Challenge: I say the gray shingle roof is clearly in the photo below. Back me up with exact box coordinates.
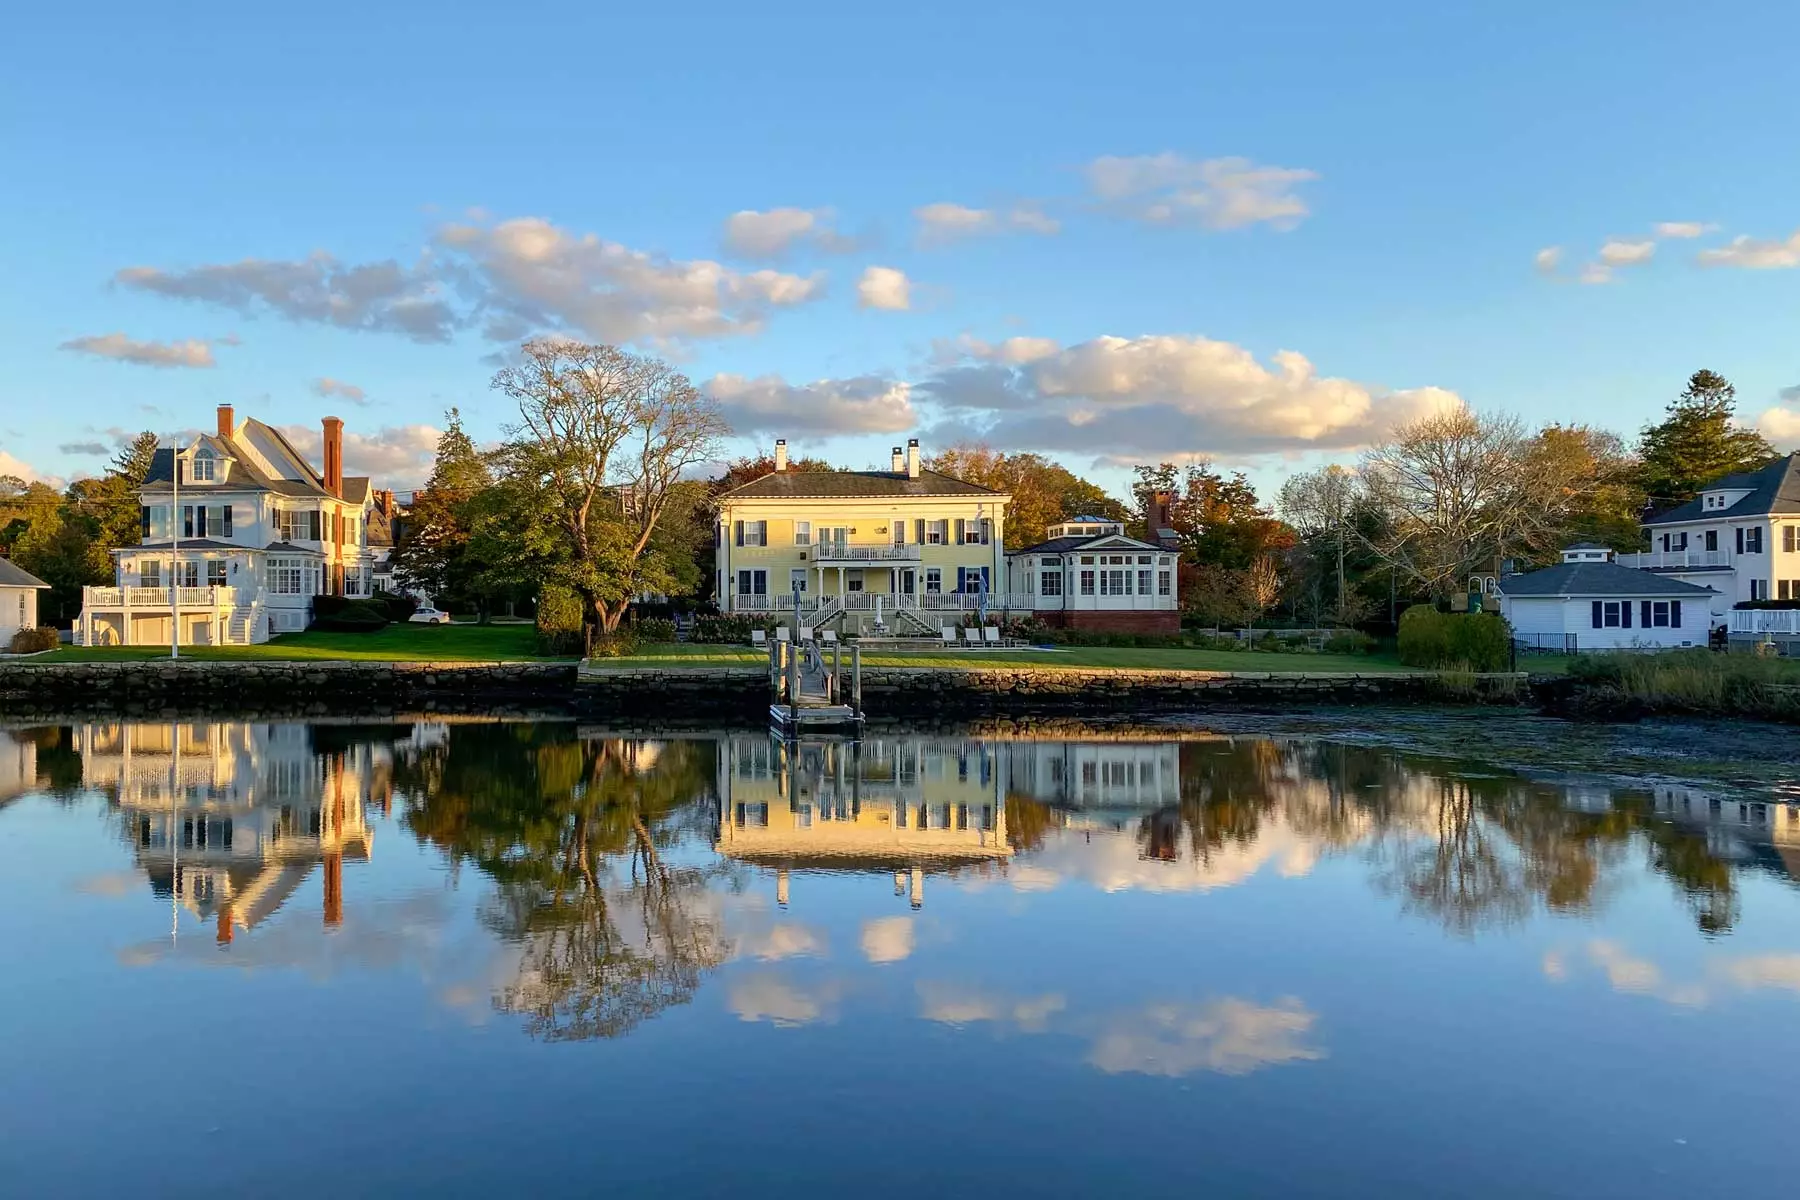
[116,538,242,552]
[141,419,371,502]
[720,468,1005,501]
[1009,533,1164,557]
[1642,453,1800,525]
[0,559,51,588]
[1499,561,1717,598]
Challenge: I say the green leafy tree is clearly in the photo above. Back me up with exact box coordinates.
[926,444,1129,550]
[392,409,495,614]
[1637,370,1777,505]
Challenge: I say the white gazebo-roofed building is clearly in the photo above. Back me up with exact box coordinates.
[1004,516,1180,635]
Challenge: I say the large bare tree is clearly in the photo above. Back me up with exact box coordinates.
[491,340,728,641]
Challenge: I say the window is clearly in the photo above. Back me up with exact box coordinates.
[139,561,162,587]
[268,558,303,595]
[1158,570,1171,596]
[1080,555,1095,565]
[1138,569,1153,595]
[1783,579,1800,600]
[794,521,811,546]
[1138,555,1152,565]
[1785,526,1797,553]
[1080,570,1095,596]
[892,522,905,547]
[275,507,311,542]
[1040,570,1063,596]
[1747,526,1764,554]
[925,568,942,593]
[927,520,947,545]
[790,568,808,594]
[176,562,200,588]
[821,526,849,553]
[846,572,864,592]
[1641,600,1681,628]
[1751,578,1769,601]
[737,569,768,596]
[743,520,767,547]
[207,560,228,587]
[955,567,990,594]
[1592,600,1628,628]
[345,516,358,546]
[1705,529,1718,552]
[191,452,215,482]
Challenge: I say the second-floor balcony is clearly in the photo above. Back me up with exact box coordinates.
[1729,609,1800,636]
[83,586,233,609]
[807,544,924,564]
[1615,549,1733,571]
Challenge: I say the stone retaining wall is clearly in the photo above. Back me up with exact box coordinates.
[0,660,578,719]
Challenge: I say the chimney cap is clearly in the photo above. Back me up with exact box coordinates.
[907,437,919,447]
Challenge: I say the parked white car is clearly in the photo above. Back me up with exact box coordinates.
[408,606,451,625]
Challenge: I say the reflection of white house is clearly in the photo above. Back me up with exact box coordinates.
[81,721,388,940]
[75,406,392,646]
[1005,516,1181,635]
[1498,544,1715,650]
[999,740,1182,814]
[0,559,51,645]
[715,734,1008,908]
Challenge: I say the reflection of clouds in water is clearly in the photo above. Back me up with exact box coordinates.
[735,922,827,962]
[73,871,142,897]
[917,981,1064,1032]
[728,972,844,1026]
[1087,998,1325,1078]
[1543,941,1800,1009]
[1011,821,1331,895]
[860,916,914,964]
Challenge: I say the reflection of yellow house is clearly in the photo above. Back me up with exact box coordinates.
[999,741,1182,814]
[80,721,387,941]
[715,734,1009,907]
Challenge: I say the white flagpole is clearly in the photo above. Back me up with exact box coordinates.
[170,437,181,659]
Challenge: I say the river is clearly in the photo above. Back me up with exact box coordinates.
[2,716,1798,1197]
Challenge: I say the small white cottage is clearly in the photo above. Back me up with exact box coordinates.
[1497,543,1717,650]
[0,559,51,646]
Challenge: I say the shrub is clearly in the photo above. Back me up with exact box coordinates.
[692,614,764,644]
[535,584,585,656]
[1397,605,1511,671]
[589,631,640,658]
[1569,648,1799,714]
[7,626,58,654]
[310,598,390,632]
[372,589,419,621]
[634,616,678,643]
[1323,630,1376,656]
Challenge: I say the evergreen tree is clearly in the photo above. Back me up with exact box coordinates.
[393,408,493,612]
[1637,370,1777,505]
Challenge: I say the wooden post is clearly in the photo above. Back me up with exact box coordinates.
[851,644,862,717]
[832,640,842,704]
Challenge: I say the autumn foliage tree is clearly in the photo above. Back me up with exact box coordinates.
[926,444,1128,550]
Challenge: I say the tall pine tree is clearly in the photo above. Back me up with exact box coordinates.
[392,409,492,611]
[1637,370,1777,505]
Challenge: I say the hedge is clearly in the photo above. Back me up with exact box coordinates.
[7,626,59,654]
[536,584,585,656]
[1397,604,1511,671]
[309,597,391,633]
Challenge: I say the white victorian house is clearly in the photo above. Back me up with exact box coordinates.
[1004,516,1181,634]
[76,406,387,646]
[1498,543,1716,650]
[1620,454,1800,643]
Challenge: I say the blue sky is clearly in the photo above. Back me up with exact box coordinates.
[4,1,1798,496]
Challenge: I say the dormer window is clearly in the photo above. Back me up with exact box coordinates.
[192,449,216,482]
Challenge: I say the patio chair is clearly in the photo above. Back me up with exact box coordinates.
[799,626,814,642]
[940,626,957,644]
[775,626,791,642]
[821,629,838,644]
[751,629,767,647]
[962,627,983,645]
[983,626,1002,645]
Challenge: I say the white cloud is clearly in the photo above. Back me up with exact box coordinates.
[1085,153,1318,230]
[1534,246,1563,275]
[856,265,912,311]
[1755,402,1800,449]
[0,448,62,487]
[58,332,221,369]
[859,916,915,964]
[915,202,1060,245]
[1087,998,1326,1077]
[704,372,917,438]
[1598,239,1655,266]
[917,982,1065,1031]
[116,254,457,342]
[438,216,825,345]
[922,332,1462,460]
[277,421,441,488]
[722,207,852,259]
[311,377,368,406]
[727,972,843,1026]
[1578,262,1613,285]
[1654,221,1715,239]
[1697,229,1800,269]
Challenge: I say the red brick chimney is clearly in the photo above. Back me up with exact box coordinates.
[216,404,234,439]
[374,488,393,521]
[322,416,344,497]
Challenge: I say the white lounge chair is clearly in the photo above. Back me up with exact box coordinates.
[983,626,1002,645]
[799,626,814,642]
[941,626,957,644]
[821,629,838,645]
[751,629,767,647]
[962,627,983,644]
[776,626,791,643]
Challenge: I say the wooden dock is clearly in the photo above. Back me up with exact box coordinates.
[769,634,865,739]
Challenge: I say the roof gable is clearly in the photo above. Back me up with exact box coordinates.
[719,467,1006,502]
[1643,454,1800,525]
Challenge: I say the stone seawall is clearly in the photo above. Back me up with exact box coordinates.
[0,660,578,719]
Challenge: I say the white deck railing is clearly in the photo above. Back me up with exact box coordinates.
[84,585,231,608]
[1730,610,1800,636]
[1616,550,1733,570]
[808,545,923,563]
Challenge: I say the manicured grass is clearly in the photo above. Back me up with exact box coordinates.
[592,643,1416,673]
[39,622,552,662]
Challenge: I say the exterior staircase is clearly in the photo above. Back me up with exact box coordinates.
[893,604,941,637]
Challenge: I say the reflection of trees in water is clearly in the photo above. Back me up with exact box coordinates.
[396,726,731,1040]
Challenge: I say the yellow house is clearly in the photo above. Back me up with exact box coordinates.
[715,438,1011,636]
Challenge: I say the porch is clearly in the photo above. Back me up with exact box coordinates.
[76,585,272,647]
[1730,610,1800,637]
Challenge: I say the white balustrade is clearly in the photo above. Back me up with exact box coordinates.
[1730,609,1800,635]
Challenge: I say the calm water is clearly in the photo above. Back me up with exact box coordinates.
[4,718,1800,1198]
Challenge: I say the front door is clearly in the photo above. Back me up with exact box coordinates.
[899,569,916,597]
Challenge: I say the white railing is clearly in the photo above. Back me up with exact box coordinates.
[1730,610,1800,635]
[915,592,1037,612]
[86,585,230,608]
[808,545,923,563]
[1617,550,1733,570]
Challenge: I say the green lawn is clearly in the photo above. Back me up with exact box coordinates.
[39,622,551,662]
[592,643,1417,673]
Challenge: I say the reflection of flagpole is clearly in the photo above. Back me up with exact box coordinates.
[170,723,179,945]
[170,437,182,660]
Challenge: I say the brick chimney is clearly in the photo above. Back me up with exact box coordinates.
[322,416,344,497]
[891,446,905,473]
[906,438,921,480]
[774,438,788,472]
[216,404,234,439]
[1147,490,1179,548]
[374,488,393,521]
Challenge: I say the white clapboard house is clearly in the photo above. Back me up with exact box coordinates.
[1003,514,1181,635]
[1497,544,1716,650]
[76,406,390,646]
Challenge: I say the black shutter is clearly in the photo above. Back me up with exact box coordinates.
[1621,601,1631,628]
[980,519,991,545]
[955,519,966,545]
[1671,600,1682,628]
[1736,527,1744,554]
[734,520,744,547]
[916,519,925,545]
[140,507,150,539]
[197,507,208,538]
[1591,601,1602,629]
[222,505,232,537]
[1641,601,1652,628]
